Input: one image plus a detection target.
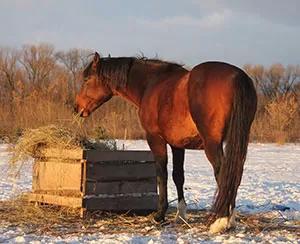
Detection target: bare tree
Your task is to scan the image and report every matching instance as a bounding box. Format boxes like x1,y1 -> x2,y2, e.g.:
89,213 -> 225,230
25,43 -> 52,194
0,47 -> 20,114
55,48 -> 92,98
244,63 -> 300,99
243,64 -> 264,92
19,43 -> 57,91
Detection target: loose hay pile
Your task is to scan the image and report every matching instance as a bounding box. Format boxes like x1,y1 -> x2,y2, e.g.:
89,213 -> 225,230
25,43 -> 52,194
8,125 -> 117,175
9,125 -> 80,163
1,194 -> 299,237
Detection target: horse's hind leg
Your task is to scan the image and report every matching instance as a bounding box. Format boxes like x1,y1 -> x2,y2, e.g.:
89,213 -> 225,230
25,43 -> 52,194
171,146 -> 187,222
203,140 -> 224,187
146,133 -> 168,223
202,139 -> 237,233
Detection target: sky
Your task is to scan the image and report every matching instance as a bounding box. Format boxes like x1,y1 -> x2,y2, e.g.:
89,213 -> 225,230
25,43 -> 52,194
0,0 -> 299,67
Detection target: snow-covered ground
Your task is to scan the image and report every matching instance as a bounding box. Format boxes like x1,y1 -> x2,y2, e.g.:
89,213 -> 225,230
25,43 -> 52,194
0,141 -> 299,243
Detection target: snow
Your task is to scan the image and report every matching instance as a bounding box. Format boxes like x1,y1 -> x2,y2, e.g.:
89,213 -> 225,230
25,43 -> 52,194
0,141 -> 299,243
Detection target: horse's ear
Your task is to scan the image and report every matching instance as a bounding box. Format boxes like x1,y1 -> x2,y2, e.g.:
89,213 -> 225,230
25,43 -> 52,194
93,52 -> 100,64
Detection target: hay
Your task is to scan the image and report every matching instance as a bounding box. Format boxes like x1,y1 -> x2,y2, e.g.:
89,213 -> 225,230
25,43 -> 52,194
8,125 -> 117,171
9,125 -> 80,166
0,193 -> 206,236
0,193 -> 81,235
1,194 -> 299,237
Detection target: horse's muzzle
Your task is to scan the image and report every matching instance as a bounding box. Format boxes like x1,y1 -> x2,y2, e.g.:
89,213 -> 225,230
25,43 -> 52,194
74,105 -> 85,117
74,105 -> 79,114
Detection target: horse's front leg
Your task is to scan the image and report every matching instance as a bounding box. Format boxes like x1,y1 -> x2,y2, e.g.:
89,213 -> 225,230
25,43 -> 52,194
171,146 -> 187,223
146,133 -> 168,223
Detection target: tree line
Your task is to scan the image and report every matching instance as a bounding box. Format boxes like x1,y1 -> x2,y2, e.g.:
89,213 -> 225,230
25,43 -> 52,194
0,43 -> 299,143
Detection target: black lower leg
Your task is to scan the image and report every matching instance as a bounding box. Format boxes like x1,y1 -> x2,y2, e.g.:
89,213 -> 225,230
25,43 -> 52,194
146,133 -> 168,222
171,146 -> 185,202
153,156 -> 168,222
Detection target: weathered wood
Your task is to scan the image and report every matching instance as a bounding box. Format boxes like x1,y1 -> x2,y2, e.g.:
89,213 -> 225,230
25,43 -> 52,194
83,150 -> 154,162
31,189 -> 82,197
32,159 -> 82,192
42,148 -> 82,160
81,159 -> 87,196
85,178 -> 157,195
28,193 -> 82,208
86,162 -> 156,182
83,195 -> 158,211
30,150 -> 158,213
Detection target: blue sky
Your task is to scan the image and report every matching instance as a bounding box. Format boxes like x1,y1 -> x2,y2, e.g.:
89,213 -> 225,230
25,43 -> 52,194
0,0 -> 299,67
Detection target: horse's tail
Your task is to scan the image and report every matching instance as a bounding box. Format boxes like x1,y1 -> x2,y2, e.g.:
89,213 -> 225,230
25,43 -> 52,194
213,72 -> 257,218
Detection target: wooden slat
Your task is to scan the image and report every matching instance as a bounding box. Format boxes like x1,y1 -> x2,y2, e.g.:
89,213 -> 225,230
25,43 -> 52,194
81,160 -> 87,196
32,160 -> 82,192
28,193 -> 82,208
85,178 -> 157,195
42,148 -> 83,160
86,162 -> 156,181
83,195 -> 158,211
32,189 -> 82,198
83,150 -> 154,162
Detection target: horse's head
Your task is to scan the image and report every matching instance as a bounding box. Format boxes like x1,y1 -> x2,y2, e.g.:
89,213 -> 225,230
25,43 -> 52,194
74,52 -> 113,117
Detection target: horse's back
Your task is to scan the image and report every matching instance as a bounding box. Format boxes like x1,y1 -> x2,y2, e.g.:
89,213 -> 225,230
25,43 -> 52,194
189,61 -> 249,87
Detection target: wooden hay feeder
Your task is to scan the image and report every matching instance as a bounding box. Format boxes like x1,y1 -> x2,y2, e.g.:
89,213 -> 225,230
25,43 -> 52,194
28,149 -> 158,216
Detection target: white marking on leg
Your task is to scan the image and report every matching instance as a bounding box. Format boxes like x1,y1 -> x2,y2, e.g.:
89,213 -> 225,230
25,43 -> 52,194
175,199 -> 187,223
209,217 -> 229,234
229,205 -> 236,228
209,205 -> 236,233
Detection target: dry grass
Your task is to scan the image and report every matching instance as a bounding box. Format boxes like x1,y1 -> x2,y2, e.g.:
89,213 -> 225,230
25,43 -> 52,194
265,93 -> 299,144
10,125 -> 79,159
237,213 -> 300,234
1,193 -> 299,237
251,94 -> 300,143
0,193 -> 207,236
9,124 -> 117,161
7,124 -> 117,177
7,125 -> 81,177
0,193 -> 83,236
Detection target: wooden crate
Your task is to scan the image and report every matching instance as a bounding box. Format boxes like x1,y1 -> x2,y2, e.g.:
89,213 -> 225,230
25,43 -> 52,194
28,149 -> 158,216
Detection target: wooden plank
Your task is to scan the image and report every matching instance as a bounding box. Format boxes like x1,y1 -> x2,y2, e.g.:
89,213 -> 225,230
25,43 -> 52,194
32,159 -> 82,192
28,193 -> 82,208
32,189 -> 82,197
81,160 -> 87,196
42,148 -> 83,160
86,162 -> 156,181
83,195 -> 158,211
83,150 -> 154,162
85,178 -> 157,195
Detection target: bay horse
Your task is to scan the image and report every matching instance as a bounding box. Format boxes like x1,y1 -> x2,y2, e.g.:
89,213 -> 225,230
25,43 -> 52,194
74,52 -> 257,233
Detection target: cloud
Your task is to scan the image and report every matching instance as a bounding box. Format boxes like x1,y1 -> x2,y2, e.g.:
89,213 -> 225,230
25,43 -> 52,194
191,0 -> 300,26
203,9 -> 232,27
135,9 -> 232,29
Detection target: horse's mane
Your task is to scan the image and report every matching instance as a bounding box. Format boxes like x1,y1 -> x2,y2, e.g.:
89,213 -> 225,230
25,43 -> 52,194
135,53 -> 184,67
98,57 -> 133,89
83,55 -> 185,89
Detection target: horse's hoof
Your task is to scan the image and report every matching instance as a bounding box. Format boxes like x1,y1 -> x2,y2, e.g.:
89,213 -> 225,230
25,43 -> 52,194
209,216 -> 236,234
175,199 -> 187,223
152,212 -> 165,224
175,215 -> 187,224
209,217 -> 228,233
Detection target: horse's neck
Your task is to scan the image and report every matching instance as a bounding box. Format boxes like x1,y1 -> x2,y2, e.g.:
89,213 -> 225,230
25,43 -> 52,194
112,62 -> 150,107
113,82 -> 145,107
113,61 -> 187,107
